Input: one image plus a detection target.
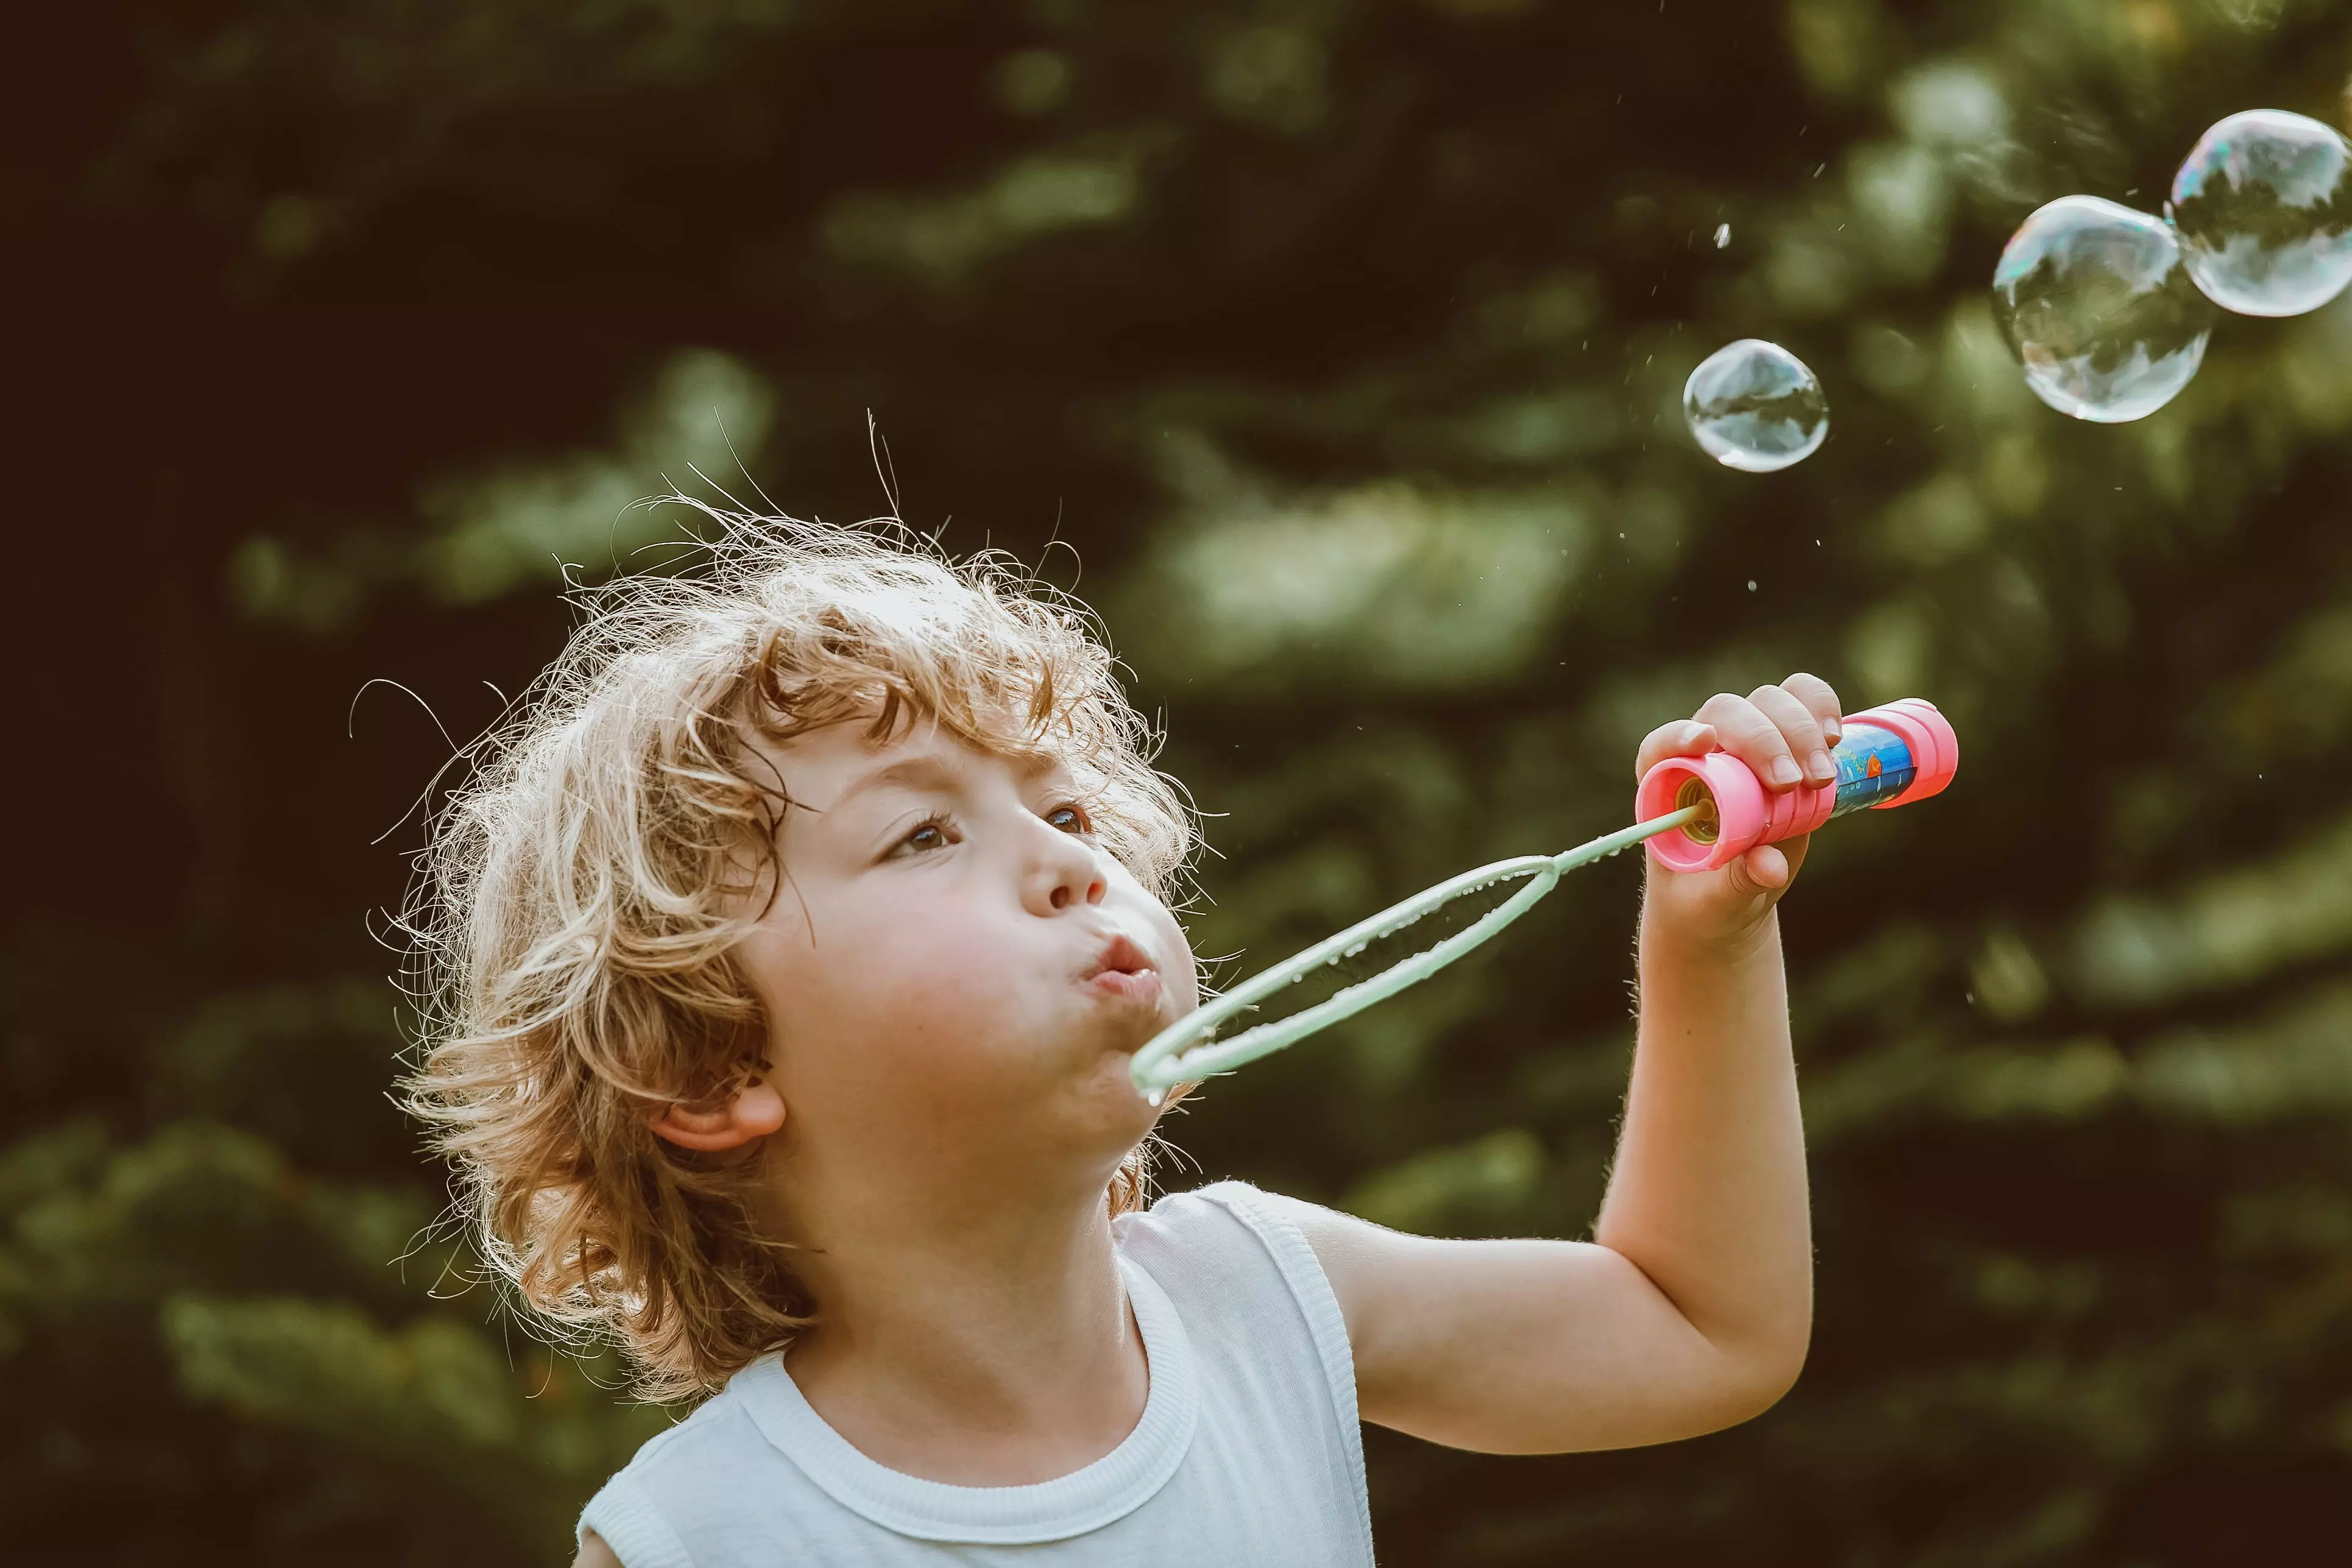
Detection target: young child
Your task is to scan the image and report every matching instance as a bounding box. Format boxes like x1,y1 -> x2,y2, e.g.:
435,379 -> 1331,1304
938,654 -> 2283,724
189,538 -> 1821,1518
404,509 -> 1832,1567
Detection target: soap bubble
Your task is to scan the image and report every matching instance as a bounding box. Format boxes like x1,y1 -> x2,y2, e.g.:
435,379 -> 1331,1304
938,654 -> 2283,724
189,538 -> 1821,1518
2168,108 -> 2352,318
1991,194 -> 2214,423
1682,340 -> 1829,472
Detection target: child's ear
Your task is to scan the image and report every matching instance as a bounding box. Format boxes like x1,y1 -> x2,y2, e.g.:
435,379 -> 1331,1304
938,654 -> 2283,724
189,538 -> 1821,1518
649,1080 -> 786,1152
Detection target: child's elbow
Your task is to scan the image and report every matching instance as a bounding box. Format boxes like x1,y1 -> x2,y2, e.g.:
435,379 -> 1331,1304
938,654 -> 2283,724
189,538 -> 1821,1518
1714,1335 -> 1810,1428
1745,1345 -> 1810,1418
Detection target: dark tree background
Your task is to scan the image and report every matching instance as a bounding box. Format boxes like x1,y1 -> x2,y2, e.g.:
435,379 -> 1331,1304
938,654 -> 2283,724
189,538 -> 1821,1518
9,1 -> 2352,1563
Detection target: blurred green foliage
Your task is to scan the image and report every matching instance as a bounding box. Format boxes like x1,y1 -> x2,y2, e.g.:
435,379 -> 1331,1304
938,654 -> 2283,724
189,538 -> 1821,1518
10,0 -> 2352,1562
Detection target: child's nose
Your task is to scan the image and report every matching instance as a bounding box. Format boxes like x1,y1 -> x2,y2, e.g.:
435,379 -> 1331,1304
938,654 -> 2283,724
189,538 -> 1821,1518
1026,821 -> 1107,913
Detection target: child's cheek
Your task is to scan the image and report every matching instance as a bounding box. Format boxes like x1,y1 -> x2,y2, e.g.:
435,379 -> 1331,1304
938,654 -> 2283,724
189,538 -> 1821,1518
863,927 -> 1037,1069
1159,923 -> 1203,1014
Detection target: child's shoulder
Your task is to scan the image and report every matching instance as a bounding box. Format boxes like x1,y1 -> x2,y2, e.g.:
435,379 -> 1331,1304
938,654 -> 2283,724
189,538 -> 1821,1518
577,1372 -> 796,1567
590,1380 -> 764,1490
1125,1178 -> 1301,1249
1118,1178 -> 1276,1258
621,1377 -> 765,1471
1120,1179 -> 1342,1340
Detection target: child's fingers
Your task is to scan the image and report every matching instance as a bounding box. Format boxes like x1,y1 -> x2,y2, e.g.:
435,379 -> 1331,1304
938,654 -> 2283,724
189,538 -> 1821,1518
1749,683 -> 1834,788
1779,671 -> 1843,744
1726,835 -> 1806,899
1739,842 -> 1792,894
1695,691 -> 1803,792
1715,840 -> 1790,902
1633,718 -> 1719,780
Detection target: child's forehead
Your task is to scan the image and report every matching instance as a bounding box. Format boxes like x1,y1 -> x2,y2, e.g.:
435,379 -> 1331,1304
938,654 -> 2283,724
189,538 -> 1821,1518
757,715 -> 1072,803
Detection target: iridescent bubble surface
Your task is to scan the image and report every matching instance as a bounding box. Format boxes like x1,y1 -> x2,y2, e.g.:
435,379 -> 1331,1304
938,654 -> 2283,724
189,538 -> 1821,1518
1991,194 -> 2214,423
1682,340 -> 1829,472
2168,108 -> 2352,318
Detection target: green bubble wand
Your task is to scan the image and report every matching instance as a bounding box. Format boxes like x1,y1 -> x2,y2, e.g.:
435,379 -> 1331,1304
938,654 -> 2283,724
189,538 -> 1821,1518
1129,697 -> 1960,1101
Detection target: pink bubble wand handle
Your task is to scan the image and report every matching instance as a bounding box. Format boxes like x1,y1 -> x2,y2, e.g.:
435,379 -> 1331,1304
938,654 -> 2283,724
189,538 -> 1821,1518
1634,698 -> 1960,874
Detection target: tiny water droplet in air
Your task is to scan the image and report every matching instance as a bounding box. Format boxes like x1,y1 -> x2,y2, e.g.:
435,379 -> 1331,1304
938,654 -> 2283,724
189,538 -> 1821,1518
1714,222 -> 1731,249
1748,579 -> 1759,591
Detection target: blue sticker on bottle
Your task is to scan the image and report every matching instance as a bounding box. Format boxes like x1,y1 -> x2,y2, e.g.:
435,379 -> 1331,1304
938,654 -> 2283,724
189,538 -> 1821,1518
1826,723 -> 1916,818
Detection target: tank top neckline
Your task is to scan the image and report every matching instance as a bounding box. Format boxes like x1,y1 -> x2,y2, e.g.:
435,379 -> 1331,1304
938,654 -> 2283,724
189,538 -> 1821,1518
727,1252 -> 1200,1545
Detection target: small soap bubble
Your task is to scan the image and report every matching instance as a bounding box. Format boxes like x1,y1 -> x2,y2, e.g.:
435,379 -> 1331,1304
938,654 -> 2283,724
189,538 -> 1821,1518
1681,340 -> 1829,472
1714,222 -> 1731,249
2168,108 -> 2352,318
1991,194 -> 2213,423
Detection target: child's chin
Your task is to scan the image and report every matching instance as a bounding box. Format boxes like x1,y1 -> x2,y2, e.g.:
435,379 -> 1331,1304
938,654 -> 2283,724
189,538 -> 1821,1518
1074,1051 -> 1167,1131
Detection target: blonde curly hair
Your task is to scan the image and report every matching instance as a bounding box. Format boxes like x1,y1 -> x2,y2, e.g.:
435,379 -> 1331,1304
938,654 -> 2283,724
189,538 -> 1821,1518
398,502 -> 1197,1402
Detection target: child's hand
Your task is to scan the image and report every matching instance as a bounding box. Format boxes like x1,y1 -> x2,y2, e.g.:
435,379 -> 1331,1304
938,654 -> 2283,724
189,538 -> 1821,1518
1634,674 -> 1843,950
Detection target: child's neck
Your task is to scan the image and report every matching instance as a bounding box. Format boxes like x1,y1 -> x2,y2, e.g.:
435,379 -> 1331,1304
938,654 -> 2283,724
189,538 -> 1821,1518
777,1174 -> 1150,1488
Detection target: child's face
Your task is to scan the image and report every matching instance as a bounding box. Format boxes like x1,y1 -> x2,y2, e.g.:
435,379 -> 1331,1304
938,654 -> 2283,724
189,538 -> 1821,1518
732,715 -> 1197,1215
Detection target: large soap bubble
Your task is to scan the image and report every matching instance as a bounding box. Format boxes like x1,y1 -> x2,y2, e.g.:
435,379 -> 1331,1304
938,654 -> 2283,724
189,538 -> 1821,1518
1991,195 -> 2214,423
2168,108 -> 2352,318
1683,340 -> 1829,472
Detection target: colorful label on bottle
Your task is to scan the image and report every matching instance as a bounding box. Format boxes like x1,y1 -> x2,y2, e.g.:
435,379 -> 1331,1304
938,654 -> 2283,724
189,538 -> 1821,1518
1826,722 -> 1915,818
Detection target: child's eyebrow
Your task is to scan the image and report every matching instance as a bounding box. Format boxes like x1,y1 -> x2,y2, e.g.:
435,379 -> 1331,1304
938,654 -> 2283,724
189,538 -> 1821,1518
834,749 -> 1066,810
836,753 -> 964,807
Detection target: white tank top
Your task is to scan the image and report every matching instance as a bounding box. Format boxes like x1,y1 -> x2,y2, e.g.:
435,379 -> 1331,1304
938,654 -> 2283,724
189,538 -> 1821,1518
576,1182 -> 1377,1566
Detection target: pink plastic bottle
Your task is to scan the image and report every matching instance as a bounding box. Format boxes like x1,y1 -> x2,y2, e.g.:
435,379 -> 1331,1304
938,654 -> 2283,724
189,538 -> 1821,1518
1635,697 -> 1959,874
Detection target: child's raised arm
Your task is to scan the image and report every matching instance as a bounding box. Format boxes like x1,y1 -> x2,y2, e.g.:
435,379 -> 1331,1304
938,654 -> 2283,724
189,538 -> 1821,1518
1261,674 -> 1834,1454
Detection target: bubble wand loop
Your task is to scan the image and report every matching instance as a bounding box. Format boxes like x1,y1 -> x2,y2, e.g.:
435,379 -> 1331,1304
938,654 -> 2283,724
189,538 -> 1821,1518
1130,699 -> 1958,1100
1128,808 -> 1701,1101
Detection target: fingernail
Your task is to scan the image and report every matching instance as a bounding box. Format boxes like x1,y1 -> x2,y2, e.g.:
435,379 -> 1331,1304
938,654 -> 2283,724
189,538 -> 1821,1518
1768,757 -> 1801,786
1807,749 -> 1834,782
1679,722 -> 1707,747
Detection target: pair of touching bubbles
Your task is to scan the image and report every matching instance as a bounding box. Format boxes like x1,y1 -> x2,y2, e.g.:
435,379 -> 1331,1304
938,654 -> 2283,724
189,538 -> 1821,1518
1130,701 -> 1960,1099
1995,108 -> 2352,423
1679,106 -> 2352,469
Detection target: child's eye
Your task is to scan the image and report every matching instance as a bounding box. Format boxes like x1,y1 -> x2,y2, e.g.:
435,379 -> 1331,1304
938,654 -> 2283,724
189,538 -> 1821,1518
893,813 -> 958,856
1045,803 -> 1093,835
